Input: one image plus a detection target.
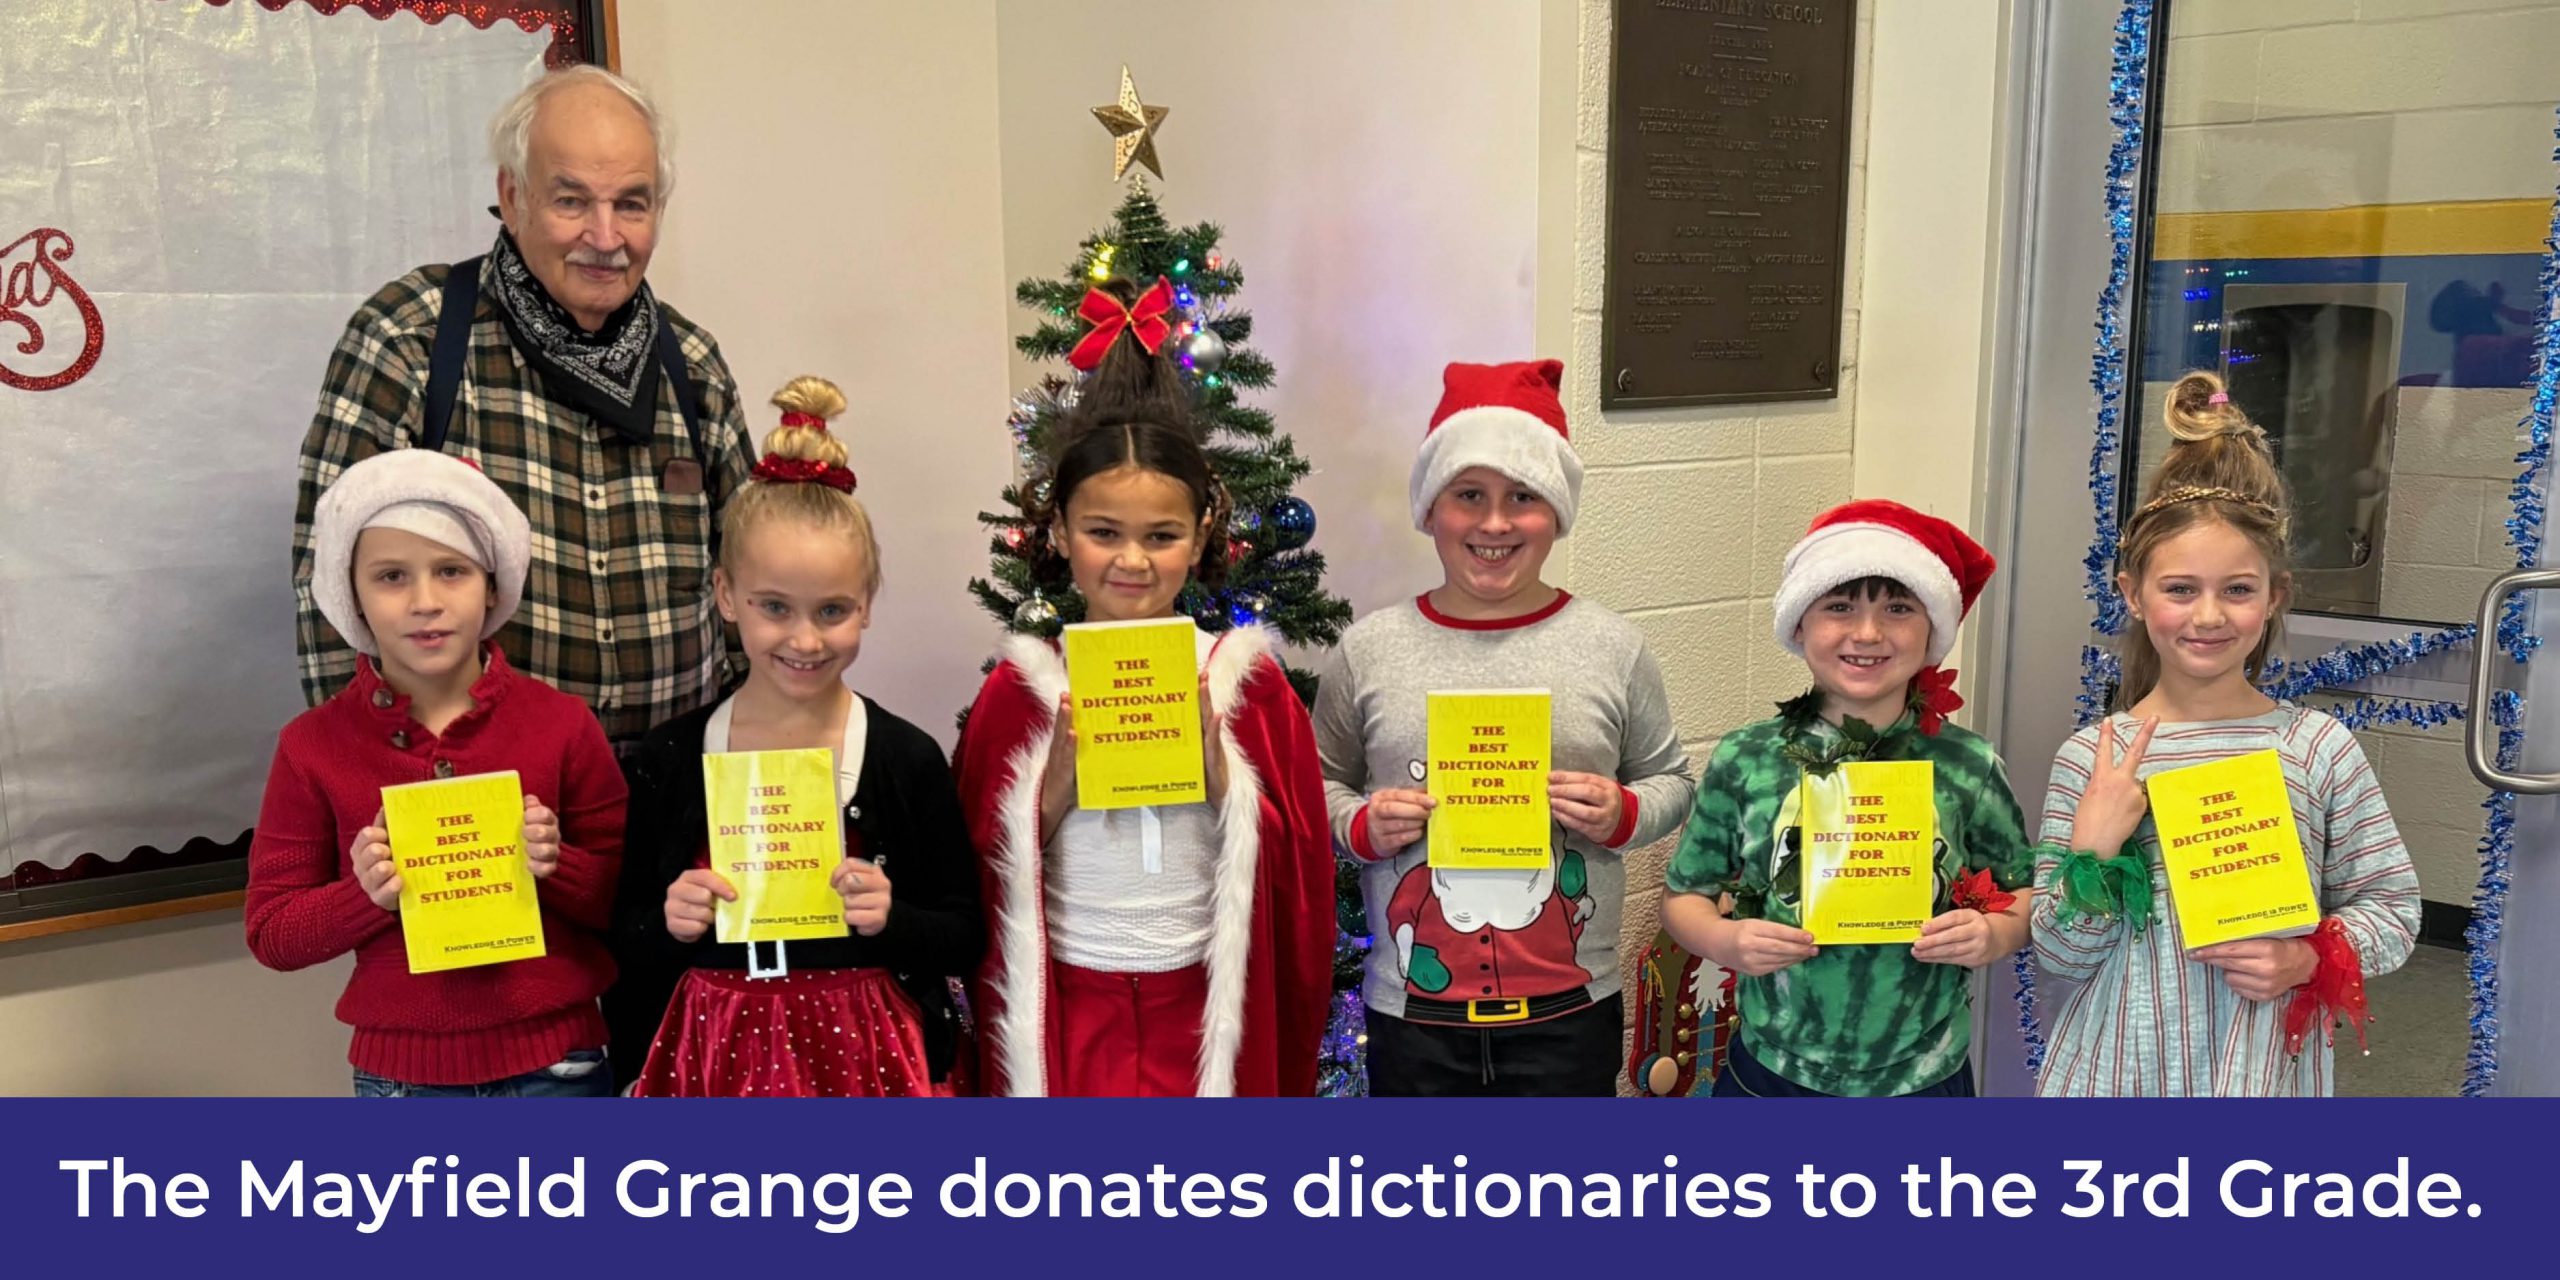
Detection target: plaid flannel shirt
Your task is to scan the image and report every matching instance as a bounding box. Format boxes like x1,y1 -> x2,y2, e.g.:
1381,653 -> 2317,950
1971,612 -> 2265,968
293,259 -> 755,744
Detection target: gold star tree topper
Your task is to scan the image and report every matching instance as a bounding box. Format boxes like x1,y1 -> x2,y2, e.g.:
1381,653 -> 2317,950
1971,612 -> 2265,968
1091,65 -> 1169,182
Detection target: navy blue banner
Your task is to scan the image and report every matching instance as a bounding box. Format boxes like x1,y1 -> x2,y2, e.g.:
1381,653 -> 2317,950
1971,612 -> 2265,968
2,1100 -> 2540,1273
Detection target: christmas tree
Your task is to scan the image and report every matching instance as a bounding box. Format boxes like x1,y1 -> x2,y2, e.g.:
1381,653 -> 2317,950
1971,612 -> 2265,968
966,178 -> 1373,1096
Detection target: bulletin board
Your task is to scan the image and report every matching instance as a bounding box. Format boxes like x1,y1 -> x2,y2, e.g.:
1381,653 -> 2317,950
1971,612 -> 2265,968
0,0 -> 607,936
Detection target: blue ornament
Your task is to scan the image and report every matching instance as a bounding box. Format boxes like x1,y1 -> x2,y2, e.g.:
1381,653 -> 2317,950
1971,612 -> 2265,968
1269,496 -> 1316,550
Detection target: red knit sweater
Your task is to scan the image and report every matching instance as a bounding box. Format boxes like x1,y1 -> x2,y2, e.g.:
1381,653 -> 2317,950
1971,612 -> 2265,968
245,646 -> 625,1085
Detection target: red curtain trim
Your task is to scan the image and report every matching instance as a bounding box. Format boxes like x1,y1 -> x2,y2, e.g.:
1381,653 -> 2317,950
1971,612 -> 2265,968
183,0 -> 585,67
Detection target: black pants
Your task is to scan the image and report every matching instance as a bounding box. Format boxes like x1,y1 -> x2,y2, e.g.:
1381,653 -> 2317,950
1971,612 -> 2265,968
1366,995 -> 1622,1097
1710,1034 -> 1975,1098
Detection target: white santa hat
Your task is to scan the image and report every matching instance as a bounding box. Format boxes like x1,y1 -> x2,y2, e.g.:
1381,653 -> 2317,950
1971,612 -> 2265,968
1771,499 -> 1997,666
1409,358 -> 1584,535
310,449 -> 531,656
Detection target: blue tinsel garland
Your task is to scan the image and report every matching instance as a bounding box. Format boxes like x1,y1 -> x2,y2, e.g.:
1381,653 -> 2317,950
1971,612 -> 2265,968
2499,115 -> 2560,663
2464,691 -> 2522,1096
2261,626 -> 2477,704
2462,108 -> 2560,1093
2024,0 -> 2160,1080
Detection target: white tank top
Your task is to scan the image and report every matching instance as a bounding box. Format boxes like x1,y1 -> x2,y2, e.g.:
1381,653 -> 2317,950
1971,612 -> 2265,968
1044,625 -> 1220,973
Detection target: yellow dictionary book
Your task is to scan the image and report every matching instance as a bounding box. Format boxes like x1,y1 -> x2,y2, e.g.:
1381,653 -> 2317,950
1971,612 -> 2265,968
1064,617 -> 1206,811
701,748 -> 851,944
1425,690 -> 1553,870
1798,760 -> 1935,944
2146,748 -> 2321,948
380,770 -> 545,974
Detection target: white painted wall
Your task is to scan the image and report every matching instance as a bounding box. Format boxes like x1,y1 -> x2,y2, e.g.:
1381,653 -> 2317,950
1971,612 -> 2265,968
0,912 -> 351,1096
993,0 -> 1543,635
1850,0 -> 2006,545
621,0 -> 1015,742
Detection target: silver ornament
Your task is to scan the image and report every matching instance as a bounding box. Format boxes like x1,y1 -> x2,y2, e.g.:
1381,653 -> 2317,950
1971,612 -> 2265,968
1184,328 -> 1229,374
1014,595 -> 1060,631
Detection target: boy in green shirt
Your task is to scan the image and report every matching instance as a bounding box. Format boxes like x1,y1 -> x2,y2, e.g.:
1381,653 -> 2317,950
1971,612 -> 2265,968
1661,499 -> 2035,1096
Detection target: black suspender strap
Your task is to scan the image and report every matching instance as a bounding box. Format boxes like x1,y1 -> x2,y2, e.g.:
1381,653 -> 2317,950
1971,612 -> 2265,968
419,255 -> 484,453
654,319 -> 709,474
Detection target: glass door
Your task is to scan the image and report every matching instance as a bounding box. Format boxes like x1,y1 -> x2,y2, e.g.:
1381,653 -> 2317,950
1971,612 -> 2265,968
1982,0 -> 2560,1095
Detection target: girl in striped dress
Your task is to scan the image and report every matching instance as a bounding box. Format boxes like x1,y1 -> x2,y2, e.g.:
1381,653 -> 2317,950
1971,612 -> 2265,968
2031,371 -> 2420,1096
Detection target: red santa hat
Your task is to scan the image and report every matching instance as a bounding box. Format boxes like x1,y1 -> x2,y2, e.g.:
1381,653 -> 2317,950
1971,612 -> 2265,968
1409,359 -> 1583,534
1772,499 -> 1995,666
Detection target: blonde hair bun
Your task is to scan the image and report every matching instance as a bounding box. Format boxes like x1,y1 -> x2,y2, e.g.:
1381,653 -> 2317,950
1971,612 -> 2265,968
763,376 -> 850,468
2162,370 -> 2264,445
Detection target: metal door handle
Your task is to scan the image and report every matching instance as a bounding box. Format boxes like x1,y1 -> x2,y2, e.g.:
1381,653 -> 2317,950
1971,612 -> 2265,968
2467,567 -> 2560,794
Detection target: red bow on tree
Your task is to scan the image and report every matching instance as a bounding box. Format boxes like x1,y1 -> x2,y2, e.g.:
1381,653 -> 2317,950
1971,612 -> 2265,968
1912,665 -> 1964,736
1950,868 -> 2015,915
2284,917 -> 2372,1056
1066,276 -> 1176,371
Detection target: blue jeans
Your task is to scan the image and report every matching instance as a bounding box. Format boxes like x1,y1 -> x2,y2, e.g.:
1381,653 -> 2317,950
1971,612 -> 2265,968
1711,1035 -> 1975,1098
354,1048 -> 614,1097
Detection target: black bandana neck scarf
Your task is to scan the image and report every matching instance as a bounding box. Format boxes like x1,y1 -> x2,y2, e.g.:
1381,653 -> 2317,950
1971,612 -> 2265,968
485,229 -> 664,444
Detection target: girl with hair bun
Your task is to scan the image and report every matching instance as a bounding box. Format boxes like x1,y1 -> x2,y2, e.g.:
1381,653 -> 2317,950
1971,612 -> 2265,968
956,277 -> 1334,1097
2030,371 -> 2420,1096
607,377 -> 984,1097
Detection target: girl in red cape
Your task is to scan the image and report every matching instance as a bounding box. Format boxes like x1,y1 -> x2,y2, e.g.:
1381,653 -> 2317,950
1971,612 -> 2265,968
956,276 -> 1333,1096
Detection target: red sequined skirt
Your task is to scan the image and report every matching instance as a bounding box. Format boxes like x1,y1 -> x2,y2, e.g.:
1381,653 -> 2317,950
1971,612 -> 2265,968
630,966 -> 942,1097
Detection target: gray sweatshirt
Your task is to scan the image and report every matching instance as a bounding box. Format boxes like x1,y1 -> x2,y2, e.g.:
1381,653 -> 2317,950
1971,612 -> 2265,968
1313,593 -> 1695,1022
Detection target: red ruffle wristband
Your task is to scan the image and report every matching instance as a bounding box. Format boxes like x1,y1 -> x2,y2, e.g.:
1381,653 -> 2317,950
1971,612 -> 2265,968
2283,917 -> 2372,1056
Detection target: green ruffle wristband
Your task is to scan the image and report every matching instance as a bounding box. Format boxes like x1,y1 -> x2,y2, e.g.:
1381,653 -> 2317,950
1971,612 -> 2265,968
2048,843 -> 2155,935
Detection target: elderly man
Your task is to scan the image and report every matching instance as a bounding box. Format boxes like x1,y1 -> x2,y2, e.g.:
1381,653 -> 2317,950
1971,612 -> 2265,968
292,64 -> 751,748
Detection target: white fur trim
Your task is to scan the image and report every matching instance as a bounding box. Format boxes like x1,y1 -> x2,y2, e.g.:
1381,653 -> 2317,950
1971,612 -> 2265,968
1771,522 -> 1962,664
983,627 -> 1275,1097
1191,625 -> 1275,1096
1409,406 -> 1583,535
986,634 -> 1066,1096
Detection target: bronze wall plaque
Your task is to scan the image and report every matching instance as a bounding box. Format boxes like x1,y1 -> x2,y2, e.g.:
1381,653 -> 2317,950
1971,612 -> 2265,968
1601,0 -> 1856,408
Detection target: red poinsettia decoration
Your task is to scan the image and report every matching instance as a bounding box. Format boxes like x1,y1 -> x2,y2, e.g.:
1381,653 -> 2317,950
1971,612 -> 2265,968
1912,665 -> 1964,736
1950,867 -> 2015,915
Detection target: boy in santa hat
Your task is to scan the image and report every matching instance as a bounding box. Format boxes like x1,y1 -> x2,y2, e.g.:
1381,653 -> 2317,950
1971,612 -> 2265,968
1313,359 -> 1695,1096
245,449 -> 625,1096
1660,500 -> 2035,1096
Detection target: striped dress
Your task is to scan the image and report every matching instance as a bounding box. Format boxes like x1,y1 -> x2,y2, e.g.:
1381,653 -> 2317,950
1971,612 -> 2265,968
2031,704 -> 2421,1096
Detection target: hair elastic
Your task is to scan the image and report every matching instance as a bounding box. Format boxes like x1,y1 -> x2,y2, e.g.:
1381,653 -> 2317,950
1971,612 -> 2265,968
751,453 -> 857,492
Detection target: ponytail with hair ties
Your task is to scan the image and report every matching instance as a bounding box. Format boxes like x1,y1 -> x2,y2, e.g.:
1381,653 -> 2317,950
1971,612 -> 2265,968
751,378 -> 857,493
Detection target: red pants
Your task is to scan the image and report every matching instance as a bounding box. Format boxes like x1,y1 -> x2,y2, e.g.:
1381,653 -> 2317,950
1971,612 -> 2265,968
1052,960 -> 1206,1097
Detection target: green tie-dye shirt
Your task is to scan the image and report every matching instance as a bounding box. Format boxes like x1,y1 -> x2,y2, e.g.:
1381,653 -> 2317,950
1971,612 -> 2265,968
1664,705 -> 2033,1096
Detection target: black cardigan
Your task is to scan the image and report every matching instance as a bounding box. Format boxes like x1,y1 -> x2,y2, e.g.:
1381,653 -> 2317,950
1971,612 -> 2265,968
602,697 -> 985,1081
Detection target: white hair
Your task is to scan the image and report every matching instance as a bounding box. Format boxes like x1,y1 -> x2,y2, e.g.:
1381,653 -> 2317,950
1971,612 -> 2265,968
488,64 -> 674,211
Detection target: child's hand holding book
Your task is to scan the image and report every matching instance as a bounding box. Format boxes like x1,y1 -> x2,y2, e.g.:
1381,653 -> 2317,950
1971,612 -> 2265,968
1724,919 -> 1817,977
1366,788 -> 1436,853
352,807 -> 398,912
523,794 -> 560,880
833,858 -> 892,937
663,868 -> 738,944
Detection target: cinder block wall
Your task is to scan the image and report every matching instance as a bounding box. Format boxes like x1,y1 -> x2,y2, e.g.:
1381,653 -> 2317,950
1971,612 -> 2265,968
1556,0 -> 1873,1085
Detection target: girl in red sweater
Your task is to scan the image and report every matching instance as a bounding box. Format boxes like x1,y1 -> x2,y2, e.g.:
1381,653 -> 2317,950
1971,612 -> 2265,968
246,449 -> 626,1096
